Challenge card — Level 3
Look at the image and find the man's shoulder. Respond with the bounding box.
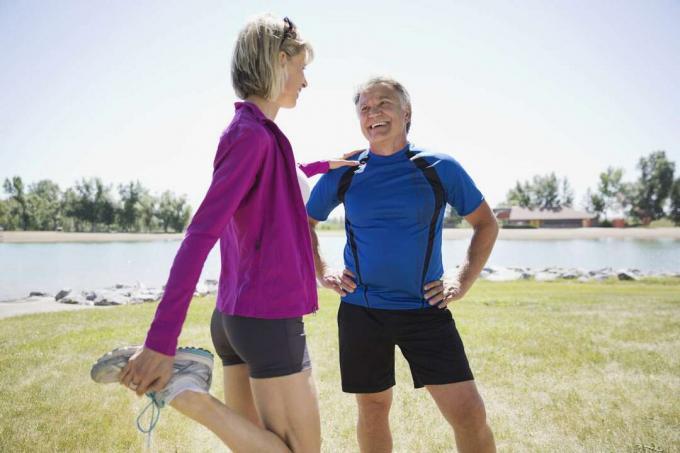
[408,147,464,172]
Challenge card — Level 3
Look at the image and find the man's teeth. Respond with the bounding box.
[370,122,387,129]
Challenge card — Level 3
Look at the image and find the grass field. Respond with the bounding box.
[1,280,678,452]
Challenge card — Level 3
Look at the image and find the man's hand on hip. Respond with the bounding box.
[319,268,357,297]
[119,346,174,396]
[424,279,466,309]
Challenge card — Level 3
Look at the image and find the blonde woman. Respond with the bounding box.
[95,15,357,452]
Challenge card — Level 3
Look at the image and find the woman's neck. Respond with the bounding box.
[244,95,279,121]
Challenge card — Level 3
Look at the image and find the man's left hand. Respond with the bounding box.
[423,279,466,309]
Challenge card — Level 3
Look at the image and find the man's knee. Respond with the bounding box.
[429,383,488,430]
[356,392,392,421]
[448,393,488,431]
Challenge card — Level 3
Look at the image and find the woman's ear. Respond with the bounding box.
[279,51,288,66]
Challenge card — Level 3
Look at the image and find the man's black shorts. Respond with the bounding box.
[337,302,474,393]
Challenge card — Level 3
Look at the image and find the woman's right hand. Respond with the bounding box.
[328,149,364,170]
[119,346,174,396]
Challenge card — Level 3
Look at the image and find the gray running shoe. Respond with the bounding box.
[91,345,214,444]
[90,345,213,400]
[147,346,214,407]
[137,347,214,441]
[90,345,140,384]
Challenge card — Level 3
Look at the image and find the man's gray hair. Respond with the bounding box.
[231,14,314,101]
[353,76,412,133]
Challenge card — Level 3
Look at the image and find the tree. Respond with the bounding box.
[3,176,29,230]
[670,178,680,226]
[629,151,675,224]
[71,178,116,232]
[0,199,11,230]
[93,179,116,230]
[61,188,83,231]
[585,167,628,221]
[117,181,145,232]
[157,191,191,233]
[506,181,533,208]
[26,180,62,230]
[506,173,573,209]
[138,192,158,232]
[584,188,606,221]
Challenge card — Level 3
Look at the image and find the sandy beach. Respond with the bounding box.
[2,228,680,244]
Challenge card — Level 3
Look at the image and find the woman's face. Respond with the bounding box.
[277,52,308,109]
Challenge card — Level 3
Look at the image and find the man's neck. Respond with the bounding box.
[369,136,408,156]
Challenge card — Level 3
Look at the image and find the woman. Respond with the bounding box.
[96,14,357,452]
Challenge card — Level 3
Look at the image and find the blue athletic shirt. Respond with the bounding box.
[306,142,484,310]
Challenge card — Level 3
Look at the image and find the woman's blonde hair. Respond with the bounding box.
[231,14,314,101]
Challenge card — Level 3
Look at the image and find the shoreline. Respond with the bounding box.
[1,228,680,243]
[0,296,103,320]
[319,227,680,241]
[0,231,184,243]
[3,268,678,320]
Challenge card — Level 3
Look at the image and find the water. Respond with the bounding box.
[1,237,679,301]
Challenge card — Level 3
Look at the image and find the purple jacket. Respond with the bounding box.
[145,102,328,355]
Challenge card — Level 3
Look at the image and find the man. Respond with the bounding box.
[306,77,498,453]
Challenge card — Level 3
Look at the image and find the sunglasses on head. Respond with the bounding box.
[281,17,296,45]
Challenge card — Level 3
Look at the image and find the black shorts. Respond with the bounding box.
[210,308,311,379]
[337,302,474,393]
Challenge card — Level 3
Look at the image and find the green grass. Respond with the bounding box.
[1,281,679,452]
[649,218,676,228]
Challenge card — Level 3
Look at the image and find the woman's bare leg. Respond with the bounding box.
[250,368,321,453]
[170,391,291,453]
[223,364,262,427]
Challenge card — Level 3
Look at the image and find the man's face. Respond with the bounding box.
[356,84,410,147]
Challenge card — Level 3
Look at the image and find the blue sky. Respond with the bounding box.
[1,0,679,214]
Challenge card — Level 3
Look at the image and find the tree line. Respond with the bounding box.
[444,150,680,226]
[0,177,192,233]
[503,150,679,225]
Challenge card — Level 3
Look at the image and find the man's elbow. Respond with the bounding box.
[473,210,499,239]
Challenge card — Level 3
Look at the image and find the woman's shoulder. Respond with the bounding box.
[220,117,275,147]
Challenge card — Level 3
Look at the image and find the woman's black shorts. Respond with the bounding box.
[210,308,311,379]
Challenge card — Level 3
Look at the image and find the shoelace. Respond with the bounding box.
[131,357,208,448]
[136,396,161,449]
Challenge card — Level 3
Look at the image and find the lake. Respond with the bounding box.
[1,236,679,301]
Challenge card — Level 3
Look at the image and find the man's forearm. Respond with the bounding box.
[457,221,498,291]
[308,219,328,278]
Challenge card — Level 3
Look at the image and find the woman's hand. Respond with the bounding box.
[328,149,364,170]
[119,346,174,396]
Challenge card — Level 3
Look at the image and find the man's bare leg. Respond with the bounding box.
[427,381,496,453]
[355,388,393,453]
